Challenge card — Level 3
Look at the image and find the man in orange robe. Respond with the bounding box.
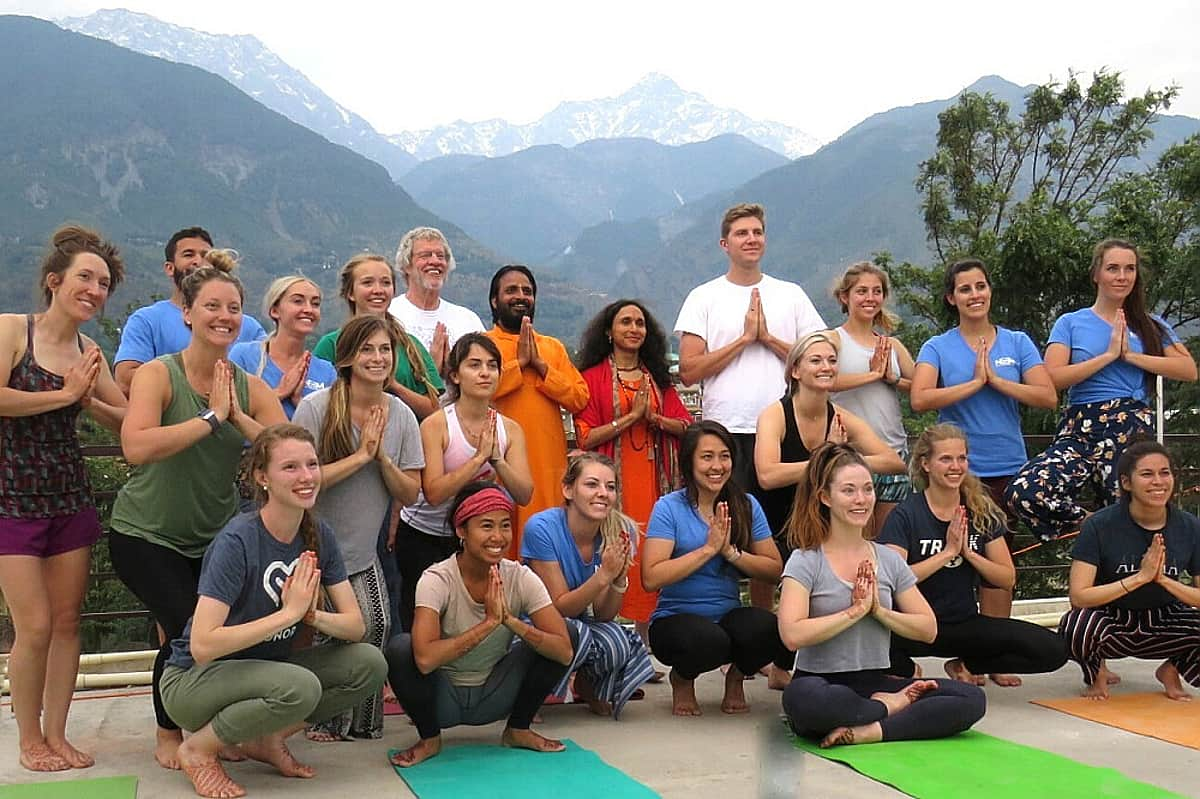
[486,265,589,556]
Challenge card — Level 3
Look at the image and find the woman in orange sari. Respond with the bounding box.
[576,300,693,652]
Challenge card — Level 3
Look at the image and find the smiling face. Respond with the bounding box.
[492,270,536,331]
[946,267,992,322]
[183,278,243,347]
[922,437,969,493]
[405,237,450,293]
[48,252,111,322]
[820,463,876,530]
[790,340,838,392]
[691,433,732,496]
[351,329,394,386]
[256,438,321,512]
[1121,452,1174,510]
[720,215,766,270]
[458,509,513,565]
[1092,246,1138,304]
[167,236,212,289]
[450,341,500,400]
[842,273,886,325]
[349,259,395,317]
[271,280,322,337]
[609,303,646,356]
[564,461,617,524]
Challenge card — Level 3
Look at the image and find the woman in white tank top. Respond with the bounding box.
[827,262,916,533]
[395,333,534,632]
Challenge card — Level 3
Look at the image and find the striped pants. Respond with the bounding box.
[1059,604,1200,686]
[554,618,655,720]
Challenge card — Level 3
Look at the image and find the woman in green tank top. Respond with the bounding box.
[108,256,287,770]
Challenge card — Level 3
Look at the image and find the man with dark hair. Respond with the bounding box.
[485,265,588,555]
[114,226,266,394]
[675,203,824,621]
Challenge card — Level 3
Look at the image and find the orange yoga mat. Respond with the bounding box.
[1032,692,1200,749]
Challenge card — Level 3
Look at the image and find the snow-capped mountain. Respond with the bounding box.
[57,8,417,179]
[390,73,822,159]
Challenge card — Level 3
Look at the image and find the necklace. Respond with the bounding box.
[616,377,651,452]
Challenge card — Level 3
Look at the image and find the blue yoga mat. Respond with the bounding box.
[390,738,659,798]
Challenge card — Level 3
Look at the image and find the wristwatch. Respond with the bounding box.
[198,408,221,434]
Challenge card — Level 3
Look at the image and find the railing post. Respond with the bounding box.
[1157,375,1164,444]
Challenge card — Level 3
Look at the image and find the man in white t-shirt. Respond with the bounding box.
[388,226,485,373]
[674,203,824,612]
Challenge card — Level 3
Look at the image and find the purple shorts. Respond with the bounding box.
[0,507,102,557]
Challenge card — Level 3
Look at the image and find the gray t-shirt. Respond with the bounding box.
[166,511,348,670]
[293,388,424,574]
[784,543,916,674]
[415,556,553,687]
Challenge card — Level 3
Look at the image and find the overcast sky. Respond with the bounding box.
[7,1,1199,142]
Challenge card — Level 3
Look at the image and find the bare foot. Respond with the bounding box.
[944,658,986,686]
[870,679,938,716]
[820,722,882,749]
[1098,663,1121,686]
[989,673,1023,687]
[574,670,613,716]
[156,727,184,770]
[647,670,665,684]
[19,742,71,772]
[1156,661,1192,701]
[669,669,702,716]
[913,663,924,678]
[721,666,750,713]
[382,683,398,704]
[390,737,442,768]
[218,745,246,763]
[305,727,345,743]
[1082,677,1110,701]
[502,727,566,753]
[46,737,94,769]
[239,735,315,778]
[767,664,792,691]
[178,743,246,799]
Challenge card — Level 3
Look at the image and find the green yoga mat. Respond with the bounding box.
[793,730,1183,798]
[390,738,658,798]
[1,776,137,799]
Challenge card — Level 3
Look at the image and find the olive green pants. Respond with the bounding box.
[161,643,387,744]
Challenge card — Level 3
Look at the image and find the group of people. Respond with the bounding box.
[1,203,1197,798]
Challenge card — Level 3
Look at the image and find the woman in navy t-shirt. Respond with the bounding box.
[1008,239,1197,541]
[1060,440,1200,700]
[642,421,792,716]
[879,424,1066,687]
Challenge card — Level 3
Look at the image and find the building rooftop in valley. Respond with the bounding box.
[2,657,1197,798]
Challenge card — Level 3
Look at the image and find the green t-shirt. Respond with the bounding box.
[110,354,250,558]
[313,328,444,394]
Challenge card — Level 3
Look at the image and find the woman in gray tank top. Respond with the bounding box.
[827,261,916,533]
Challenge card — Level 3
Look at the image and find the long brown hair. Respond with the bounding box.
[337,252,439,403]
[39,224,124,308]
[318,315,399,464]
[249,423,321,558]
[679,421,752,552]
[785,443,871,551]
[1090,239,1166,362]
[909,424,1008,538]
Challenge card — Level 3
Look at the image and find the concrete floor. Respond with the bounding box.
[1,657,1197,798]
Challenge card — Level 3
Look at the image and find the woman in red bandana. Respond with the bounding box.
[384,482,577,768]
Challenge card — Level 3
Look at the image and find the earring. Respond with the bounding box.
[261,484,269,492]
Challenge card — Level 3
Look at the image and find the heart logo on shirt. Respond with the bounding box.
[262,558,299,606]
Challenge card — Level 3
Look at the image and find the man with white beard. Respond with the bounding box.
[388,227,484,373]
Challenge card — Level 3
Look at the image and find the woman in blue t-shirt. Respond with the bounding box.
[229,276,336,420]
[778,443,985,747]
[1060,440,1200,701]
[910,257,1057,686]
[1008,239,1197,542]
[160,424,386,799]
[642,420,791,717]
[879,424,1066,687]
[520,452,655,718]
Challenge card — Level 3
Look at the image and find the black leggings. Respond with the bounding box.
[108,531,204,731]
[889,614,1068,678]
[394,519,459,633]
[784,670,986,741]
[648,607,793,680]
[384,628,575,740]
